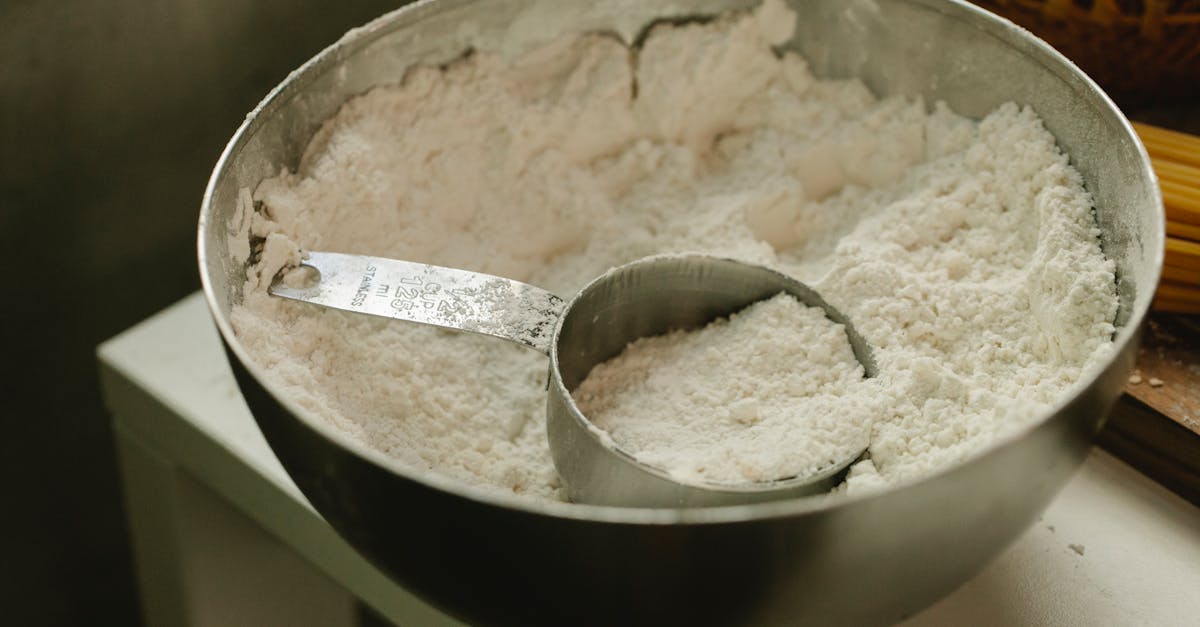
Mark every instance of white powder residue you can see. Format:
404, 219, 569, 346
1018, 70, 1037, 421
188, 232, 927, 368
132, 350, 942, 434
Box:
231, 0, 1117, 502
573, 293, 876, 485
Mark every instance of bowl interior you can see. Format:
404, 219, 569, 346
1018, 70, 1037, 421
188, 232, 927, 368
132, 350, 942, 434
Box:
200, 0, 1161, 517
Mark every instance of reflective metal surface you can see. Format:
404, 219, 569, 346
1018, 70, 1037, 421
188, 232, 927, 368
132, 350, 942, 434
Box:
273, 251, 874, 505
270, 251, 567, 352
549, 254, 875, 506
198, 0, 1163, 624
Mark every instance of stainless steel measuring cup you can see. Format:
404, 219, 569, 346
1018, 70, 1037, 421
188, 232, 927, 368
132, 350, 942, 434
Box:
271, 251, 876, 507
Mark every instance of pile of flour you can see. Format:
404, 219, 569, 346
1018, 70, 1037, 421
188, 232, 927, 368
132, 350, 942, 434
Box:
231, 0, 1117, 502
573, 293, 876, 485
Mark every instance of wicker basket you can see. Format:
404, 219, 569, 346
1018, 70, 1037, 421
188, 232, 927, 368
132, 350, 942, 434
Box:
972, 1, 1200, 102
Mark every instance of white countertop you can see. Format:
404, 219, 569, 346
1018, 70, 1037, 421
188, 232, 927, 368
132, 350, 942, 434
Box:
99, 292, 1200, 626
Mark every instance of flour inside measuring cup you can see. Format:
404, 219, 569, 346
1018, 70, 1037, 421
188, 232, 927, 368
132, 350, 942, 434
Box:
231, 0, 1117, 502
573, 293, 876, 485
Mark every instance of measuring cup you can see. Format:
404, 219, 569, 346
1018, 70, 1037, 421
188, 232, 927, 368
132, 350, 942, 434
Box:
270, 252, 876, 507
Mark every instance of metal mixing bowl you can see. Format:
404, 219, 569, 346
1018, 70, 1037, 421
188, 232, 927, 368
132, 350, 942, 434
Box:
198, 0, 1163, 624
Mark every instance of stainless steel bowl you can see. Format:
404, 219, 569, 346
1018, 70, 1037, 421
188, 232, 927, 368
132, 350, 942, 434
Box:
198, 0, 1163, 624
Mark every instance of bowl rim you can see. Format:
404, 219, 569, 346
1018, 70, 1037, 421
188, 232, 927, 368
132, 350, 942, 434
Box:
198, 0, 1164, 526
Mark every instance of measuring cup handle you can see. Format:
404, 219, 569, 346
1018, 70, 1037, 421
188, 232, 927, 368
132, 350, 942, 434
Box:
270, 252, 565, 354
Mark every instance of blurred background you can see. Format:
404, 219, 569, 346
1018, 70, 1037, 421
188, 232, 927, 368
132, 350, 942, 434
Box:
0, 0, 1195, 625
0, 2, 402, 624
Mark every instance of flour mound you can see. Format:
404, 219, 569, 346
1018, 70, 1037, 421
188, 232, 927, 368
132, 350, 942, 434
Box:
574, 293, 875, 485
231, 0, 1117, 502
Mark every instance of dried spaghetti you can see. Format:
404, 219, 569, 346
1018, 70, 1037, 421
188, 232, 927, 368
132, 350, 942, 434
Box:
1134, 122, 1200, 313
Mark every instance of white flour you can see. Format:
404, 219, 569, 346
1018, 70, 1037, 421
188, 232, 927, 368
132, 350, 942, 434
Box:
231, 0, 1117, 502
573, 293, 875, 485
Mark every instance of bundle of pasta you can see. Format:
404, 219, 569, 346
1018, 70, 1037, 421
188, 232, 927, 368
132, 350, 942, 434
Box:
1134, 122, 1200, 314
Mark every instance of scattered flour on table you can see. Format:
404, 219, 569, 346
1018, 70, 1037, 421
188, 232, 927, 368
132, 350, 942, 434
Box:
573, 293, 876, 485
230, 0, 1118, 503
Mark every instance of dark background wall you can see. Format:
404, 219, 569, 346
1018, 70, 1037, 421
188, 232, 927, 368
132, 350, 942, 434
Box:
0, 2, 400, 624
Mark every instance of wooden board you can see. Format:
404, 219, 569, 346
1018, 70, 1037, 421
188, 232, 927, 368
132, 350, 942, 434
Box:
1098, 312, 1200, 505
